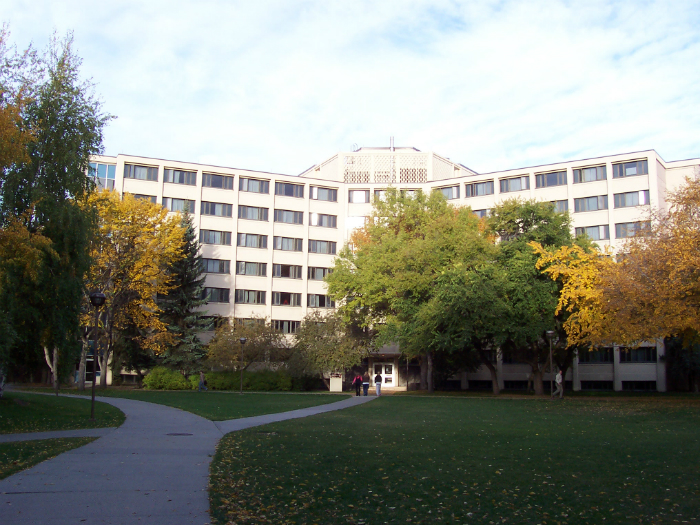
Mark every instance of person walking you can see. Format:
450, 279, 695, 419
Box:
352, 373, 363, 397
374, 370, 382, 396
198, 371, 208, 392
551, 370, 563, 399
362, 371, 370, 396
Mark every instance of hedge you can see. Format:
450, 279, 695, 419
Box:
142, 367, 191, 390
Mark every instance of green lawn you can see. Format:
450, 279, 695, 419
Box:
0, 437, 97, 480
0, 392, 125, 434
209, 396, 700, 524
32, 388, 349, 421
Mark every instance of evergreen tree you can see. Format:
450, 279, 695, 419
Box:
158, 209, 211, 374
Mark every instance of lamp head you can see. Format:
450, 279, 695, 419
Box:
545, 330, 555, 340
239, 337, 247, 345
89, 292, 106, 307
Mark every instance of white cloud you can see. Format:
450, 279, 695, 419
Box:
4, 0, 700, 174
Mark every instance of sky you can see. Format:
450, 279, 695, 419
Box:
4, 0, 700, 175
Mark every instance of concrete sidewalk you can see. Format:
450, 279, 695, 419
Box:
0, 427, 117, 443
0, 394, 374, 524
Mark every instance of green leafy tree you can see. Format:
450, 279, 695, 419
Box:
158, 210, 211, 374
292, 310, 369, 389
0, 32, 111, 390
327, 188, 494, 391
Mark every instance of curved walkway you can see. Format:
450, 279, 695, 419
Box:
1, 394, 374, 524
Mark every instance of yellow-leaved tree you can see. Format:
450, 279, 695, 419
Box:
84, 190, 184, 387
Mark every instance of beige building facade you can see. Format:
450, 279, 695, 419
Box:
91, 147, 700, 392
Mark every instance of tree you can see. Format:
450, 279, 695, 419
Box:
83, 190, 184, 387
292, 310, 369, 389
486, 199, 579, 395
206, 319, 284, 392
158, 209, 211, 374
0, 31, 111, 390
327, 188, 494, 391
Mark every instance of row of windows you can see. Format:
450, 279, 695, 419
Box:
578, 347, 657, 363
200, 230, 337, 253
574, 221, 650, 240
204, 260, 332, 279
203, 287, 334, 307
572, 191, 649, 212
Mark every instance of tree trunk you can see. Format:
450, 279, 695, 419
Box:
427, 351, 434, 393
480, 354, 500, 395
77, 339, 88, 391
532, 368, 544, 396
420, 356, 428, 390
99, 343, 110, 388
43, 346, 59, 395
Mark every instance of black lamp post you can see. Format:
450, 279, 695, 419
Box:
89, 292, 106, 420
546, 330, 555, 397
239, 337, 247, 394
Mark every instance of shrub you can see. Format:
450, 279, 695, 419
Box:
142, 367, 192, 390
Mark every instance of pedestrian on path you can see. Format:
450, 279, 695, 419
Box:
352, 373, 363, 396
551, 370, 563, 399
375, 371, 382, 396
198, 371, 208, 392
362, 371, 370, 396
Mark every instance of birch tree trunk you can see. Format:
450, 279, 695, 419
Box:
427, 351, 434, 393
43, 346, 59, 395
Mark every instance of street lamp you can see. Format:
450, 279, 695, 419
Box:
89, 291, 106, 420
239, 337, 247, 394
546, 330, 555, 398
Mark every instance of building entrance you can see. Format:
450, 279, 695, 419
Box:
373, 363, 395, 387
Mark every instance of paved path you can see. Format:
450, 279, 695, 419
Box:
0, 394, 374, 524
0, 427, 117, 443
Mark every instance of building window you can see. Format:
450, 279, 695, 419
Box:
124, 164, 158, 181
203, 173, 234, 190
578, 348, 613, 363
473, 209, 490, 218
402, 189, 418, 198
203, 259, 230, 274
239, 177, 270, 194
499, 176, 530, 193
201, 201, 233, 217
201, 230, 232, 245
273, 209, 303, 225
89, 162, 116, 190
164, 169, 196, 186
465, 180, 494, 197
236, 233, 268, 249
309, 240, 337, 255
574, 195, 608, 213
272, 292, 302, 307
237, 205, 269, 221
132, 194, 157, 204
310, 213, 337, 228
614, 190, 650, 208
308, 267, 332, 280
275, 182, 304, 198
612, 160, 648, 179
273, 236, 303, 252
619, 347, 657, 363
535, 170, 567, 188
437, 185, 460, 199
552, 200, 568, 212
203, 287, 230, 303
580, 380, 614, 391
374, 189, 387, 202
234, 289, 266, 304
349, 190, 370, 203
308, 294, 335, 308
235, 318, 265, 327
622, 380, 656, 391
573, 165, 606, 183
163, 198, 195, 212
273, 320, 300, 334
575, 225, 609, 241
615, 221, 650, 238
273, 264, 302, 279
236, 261, 266, 276
310, 186, 338, 202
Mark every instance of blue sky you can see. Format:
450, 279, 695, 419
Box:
5, 0, 700, 175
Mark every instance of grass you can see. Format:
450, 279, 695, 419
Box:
0, 392, 125, 434
0, 437, 97, 480
21, 387, 350, 421
209, 396, 700, 524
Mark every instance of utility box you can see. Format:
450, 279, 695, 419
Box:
329, 373, 343, 392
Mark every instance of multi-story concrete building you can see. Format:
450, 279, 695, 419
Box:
91, 146, 700, 392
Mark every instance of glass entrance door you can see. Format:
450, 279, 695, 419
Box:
374, 363, 395, 387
